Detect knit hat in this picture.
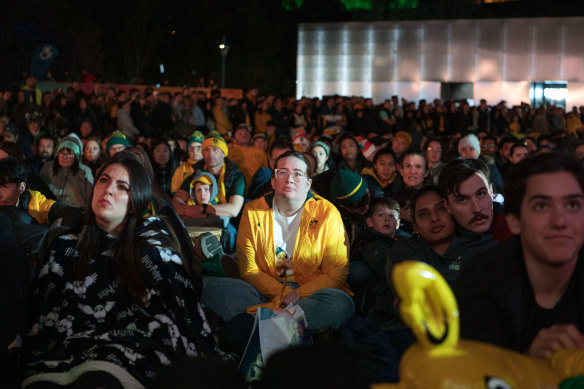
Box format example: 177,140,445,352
252,133,266,141
106,130,130,154
56,135,81,159
292,129,310,152
394,131,412,150
458,134,481,156
202,131,228,157
189,171,218,204
311,141,330,156
356,136,377,161
330,169,368,205
187,131,204,146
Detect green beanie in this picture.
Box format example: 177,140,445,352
188,131,204,146
106,130,130,154
330,169,368,205
311,141,330,156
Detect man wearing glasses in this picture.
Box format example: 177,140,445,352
202,151,354,331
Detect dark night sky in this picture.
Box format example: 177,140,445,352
1,0,583,95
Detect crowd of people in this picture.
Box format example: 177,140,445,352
1,73,584,387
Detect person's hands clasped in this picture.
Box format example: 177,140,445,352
527,324,584,360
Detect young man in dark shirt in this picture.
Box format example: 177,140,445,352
454,153,584,359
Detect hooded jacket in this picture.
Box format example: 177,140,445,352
39,135,93,209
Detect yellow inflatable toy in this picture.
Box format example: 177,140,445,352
373,261,584,389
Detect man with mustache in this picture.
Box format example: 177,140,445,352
438,158,496,235
455,153,584,359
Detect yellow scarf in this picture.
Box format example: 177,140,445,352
206,164,227,204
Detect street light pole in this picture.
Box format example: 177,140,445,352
219,36,230,89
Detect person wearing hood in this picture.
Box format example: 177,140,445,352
39,133,94,209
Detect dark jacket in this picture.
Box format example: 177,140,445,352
454,236,584,353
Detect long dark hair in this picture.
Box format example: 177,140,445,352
75,156,156,304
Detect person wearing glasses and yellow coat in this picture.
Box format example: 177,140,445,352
202,151,354,330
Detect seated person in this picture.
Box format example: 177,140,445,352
39,134,94,210
22,157,213,388
105,130,130,157
190,173,217,207
349,197,400,290
0,157,79,227
202,151,354,331
454,153,584,359
170,131,204,195
172,132,245,251
360,148,402,200
172,132,244,220
397,152,429,193
0,157,55,225
388,187,459,286
349,198,401,319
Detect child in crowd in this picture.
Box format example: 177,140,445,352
188,172,218,208
357,197,400,277
349,197,402,321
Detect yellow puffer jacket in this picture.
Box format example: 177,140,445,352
237,191,352,308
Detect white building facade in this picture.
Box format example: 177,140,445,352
296,17,584,107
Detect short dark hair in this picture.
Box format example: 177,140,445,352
481,135,497,144
537,134,554,147
367,197,400,218
438,158,491,198
422,137,444,152
35,134,55,147
509,143,528,157
504,153,584,218
372,148,396,165
497,136,516,154
0,157,27,186
268,138,293,158
274,150,312,178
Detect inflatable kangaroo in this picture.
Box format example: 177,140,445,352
374,261,584,389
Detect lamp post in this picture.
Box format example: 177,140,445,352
219,36,230,89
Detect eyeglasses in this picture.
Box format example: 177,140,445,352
273,168,308,182
427,147,442,152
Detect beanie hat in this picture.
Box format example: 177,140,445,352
187,131,204,146
458,134,481,156
106,130,130,154
292,129,310,151
311,141,330,156
189,171,218,204
394,131,412,150
56,134,82,159
202,131,228,157
252,133,266,141
330,169,368,205
356,136,377,161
